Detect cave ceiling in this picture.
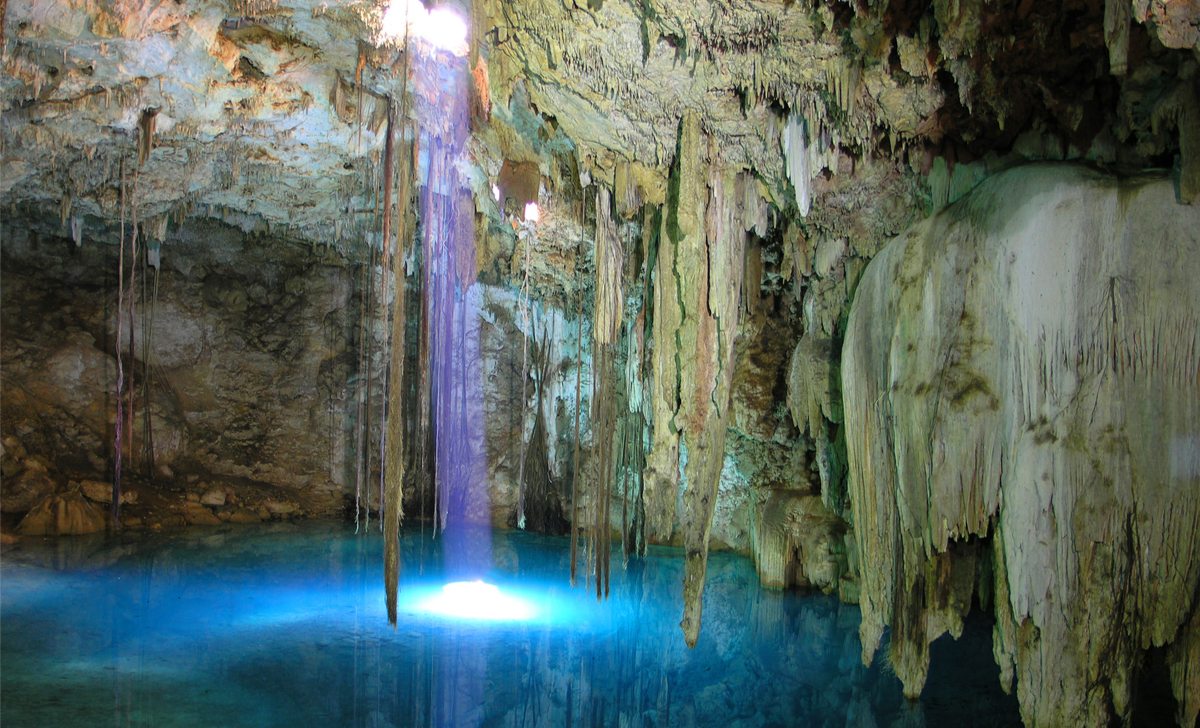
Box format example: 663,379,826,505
1,0,1198,258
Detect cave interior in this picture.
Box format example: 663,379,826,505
1,0,1199,726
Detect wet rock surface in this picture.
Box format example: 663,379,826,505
843,165,1200,728
1,222,351,520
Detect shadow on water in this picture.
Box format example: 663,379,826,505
1,522,1022,728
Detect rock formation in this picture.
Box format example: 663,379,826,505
843,164,1200,728
2,0,1200,722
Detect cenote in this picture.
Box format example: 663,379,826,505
1,523,1020,728
3,0,1199,725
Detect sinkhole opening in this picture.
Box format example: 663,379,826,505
381,0,468,56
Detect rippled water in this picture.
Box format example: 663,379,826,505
0,522,1021,727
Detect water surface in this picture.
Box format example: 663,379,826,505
1,522,1021,727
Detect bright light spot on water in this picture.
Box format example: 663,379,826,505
417,580,537,621
524,202,539,222
381,0,469,56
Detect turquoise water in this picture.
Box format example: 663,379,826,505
1,523,1021,727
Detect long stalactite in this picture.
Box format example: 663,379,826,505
641,114,749,647
591,185,623,599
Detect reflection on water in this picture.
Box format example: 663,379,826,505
0,523,1021,728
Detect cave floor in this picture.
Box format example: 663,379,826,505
0,523,1022,727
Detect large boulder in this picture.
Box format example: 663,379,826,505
843,164,1200,728
17,492,108,536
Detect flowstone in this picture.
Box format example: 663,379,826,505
843,164,1200,728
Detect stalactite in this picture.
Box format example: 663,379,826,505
1104,0,1130,76
678,167,746,648
516,217,533,529
364,227,378,529
592,344,616,599
521,324,556,533
137,108,157,168
592,185,623,599
140,227,156,476
843,166,1200,727
782,112,810,217
416,176,433,532
60,190,72,230
642,211,681,543
125,166,139,522
825,58,861,115
376,122,392,533
112,161,126,529
647,114,748,645
355,247,369,531
382,93,409,625
570,262,584,587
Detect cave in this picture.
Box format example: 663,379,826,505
1,0,1198,726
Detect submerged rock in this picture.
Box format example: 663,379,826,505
843,164,1200,728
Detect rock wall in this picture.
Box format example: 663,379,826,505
0,208,819,569
843,164,1200,727
1,219,356,525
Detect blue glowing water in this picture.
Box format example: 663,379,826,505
1,523,1021,727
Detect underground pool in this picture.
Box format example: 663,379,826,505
0,522,1022,727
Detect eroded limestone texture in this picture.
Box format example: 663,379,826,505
843,164,1200,727
0,220,356,520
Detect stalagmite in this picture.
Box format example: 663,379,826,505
842,165,1200,728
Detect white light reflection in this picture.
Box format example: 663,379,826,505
381,0,469,56
523,202,540,223
417,580,537,621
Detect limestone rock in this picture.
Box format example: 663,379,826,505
1135,0,1200,50
787,334,839,437
78,480,135,504
843,164,1200,727
199,487,226,507
17,492,107,536
787,333,848,515
227,507,262,524
751,489,846,593
730,310,791,443
79,480,109,502
183,502,222,526
1,458,60,512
